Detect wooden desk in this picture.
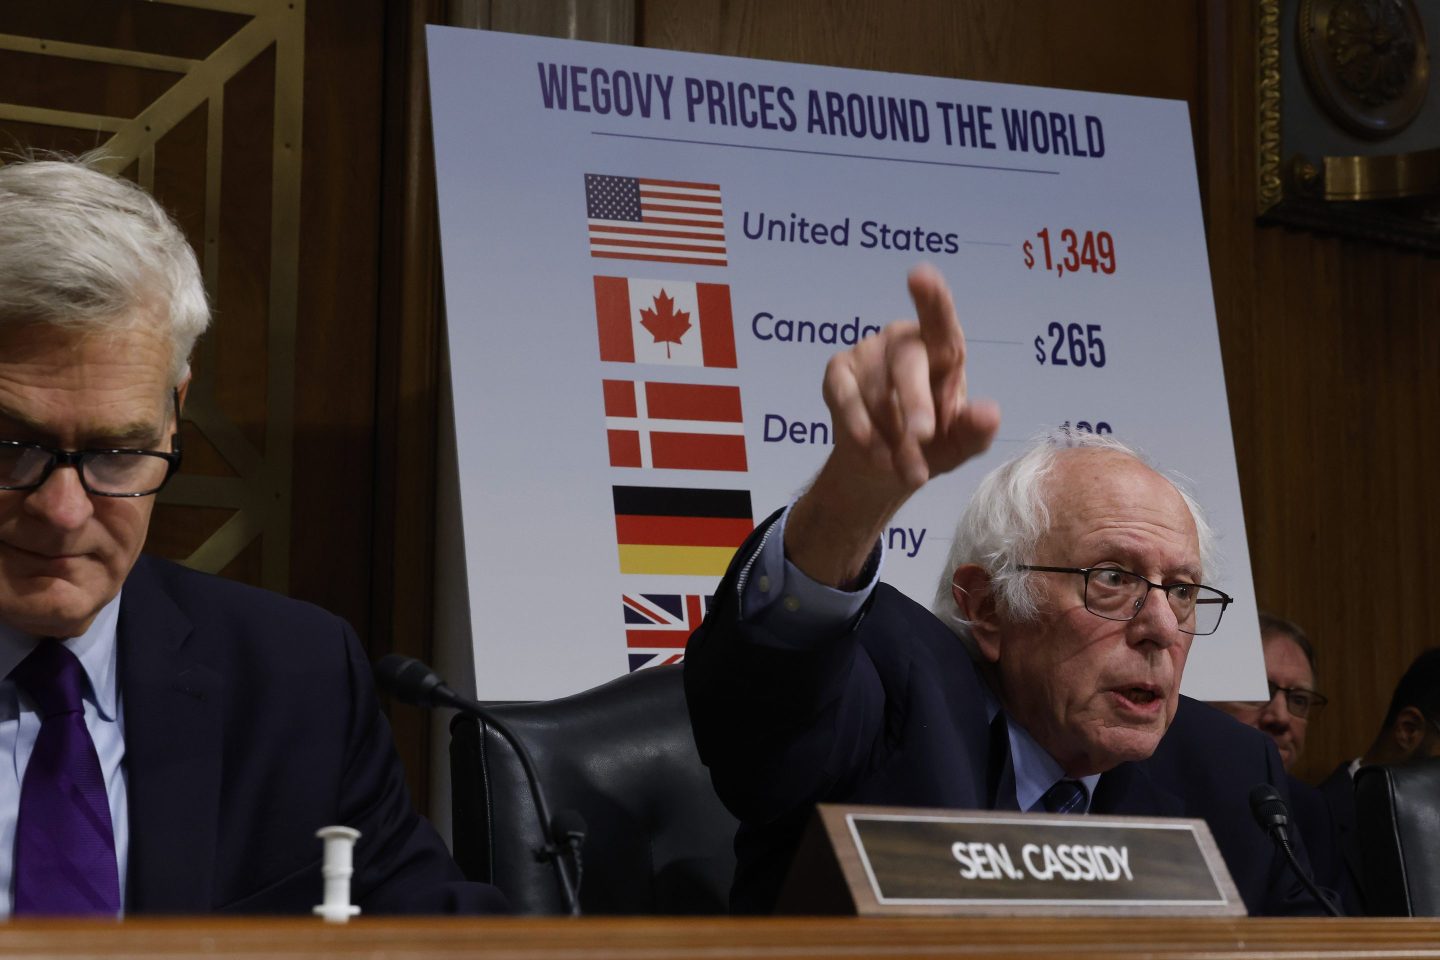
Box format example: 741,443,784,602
2,916,1439,959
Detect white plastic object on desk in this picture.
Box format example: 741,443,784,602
313,825,362,922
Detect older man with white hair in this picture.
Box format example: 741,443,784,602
0,157,503,915
685,266,1331,916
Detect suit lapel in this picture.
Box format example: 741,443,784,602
118,557,225,913
1091,760,1184,818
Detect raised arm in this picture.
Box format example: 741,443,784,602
784,264,1000,586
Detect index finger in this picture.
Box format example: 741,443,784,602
906,263,966,397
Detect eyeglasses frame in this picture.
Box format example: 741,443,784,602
1263,681,1329,720
0,388,183,498
1016,563,1234,636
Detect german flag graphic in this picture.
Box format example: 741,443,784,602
612,485,753,575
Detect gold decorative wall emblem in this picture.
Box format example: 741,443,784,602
1298,0,1429,138
0,0,305,590
1257,0,1439,251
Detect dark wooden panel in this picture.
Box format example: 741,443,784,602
642,0,1199,102
1201,1,1440,786
0,50,179,118
0,0,249,60
218,43,276,455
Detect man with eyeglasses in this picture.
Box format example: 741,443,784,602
1214,614,1326,772
686,266,1333,916
0,158,504,916
1210,615,1348,910
1318,647,1440,915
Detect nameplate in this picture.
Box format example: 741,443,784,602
778,804,1245,916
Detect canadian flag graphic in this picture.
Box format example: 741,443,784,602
593,276,737,368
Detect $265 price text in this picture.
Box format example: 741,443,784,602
1035,322,1106,368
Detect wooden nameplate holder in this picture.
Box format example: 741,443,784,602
776,804,1246,917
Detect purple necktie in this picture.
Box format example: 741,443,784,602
10,639,121,915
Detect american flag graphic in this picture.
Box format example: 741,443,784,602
623,592,712,672
585,174,728,266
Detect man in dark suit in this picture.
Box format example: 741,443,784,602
1318,647,1440,915
686,266,1332,916
0,158,503,915
1209,614,1351,911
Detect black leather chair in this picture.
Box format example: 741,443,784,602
449,664,738,914
1355,758,1440,916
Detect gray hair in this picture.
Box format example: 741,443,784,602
0,156,209,385
931,431,1217,652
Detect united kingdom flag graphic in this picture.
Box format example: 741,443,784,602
622,592,712,671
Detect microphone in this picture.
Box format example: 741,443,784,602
375,654,583,916
1248,783,1341,917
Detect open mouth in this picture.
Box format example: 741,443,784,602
1116,686,1160,706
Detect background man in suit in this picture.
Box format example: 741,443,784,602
1211,614,1349,910
1214,613,1326,771
1318,646,1440,915
0,158,502,916
686,265,1331,916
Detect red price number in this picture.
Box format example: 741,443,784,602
1023,228,1117,277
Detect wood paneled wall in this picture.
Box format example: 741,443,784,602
640,0,1440,787
1202,2,1440,785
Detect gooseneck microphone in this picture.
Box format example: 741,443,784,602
1248,783,1342,917
375,655,584,916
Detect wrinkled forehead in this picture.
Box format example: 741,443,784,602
0,322,176,434
1041,449,1201,573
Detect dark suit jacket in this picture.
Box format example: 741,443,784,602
1319,761,1364,914
116,555,505,914
685,517,1331,916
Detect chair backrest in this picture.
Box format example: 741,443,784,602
449,664,738,915
1355,758,1440,916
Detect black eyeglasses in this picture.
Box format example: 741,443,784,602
1263,682,1328,720
1017,565,1233,636
0,389,183,498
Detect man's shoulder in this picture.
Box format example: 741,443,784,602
129,553,343,626
1147,696,1280,778
1318,761,1354,793
861,582,978,670
1316,761,1356,818
123,554,355,667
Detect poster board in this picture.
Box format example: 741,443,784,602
428,26,1265,703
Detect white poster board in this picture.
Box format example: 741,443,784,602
428,27,1266,703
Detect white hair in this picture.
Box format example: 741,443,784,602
931,430,1217,653
0,156,210,385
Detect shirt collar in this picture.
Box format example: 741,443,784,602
981,680,1101,812
0,592,123,721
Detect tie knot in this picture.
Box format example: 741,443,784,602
1041,778,1088,814
9,639,88,718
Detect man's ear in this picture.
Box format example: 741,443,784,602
175,373,191,415
952,564,1002,664
1392,705,1430,758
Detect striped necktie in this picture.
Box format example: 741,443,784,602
1041,778,1089,815
10,638,121,915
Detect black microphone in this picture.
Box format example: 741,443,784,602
1248,783,1341,917
375,654,583,916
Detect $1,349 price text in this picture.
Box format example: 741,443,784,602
1023,228,1116,277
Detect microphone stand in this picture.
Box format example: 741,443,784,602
375,655,583,916
1249,783,1342,918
